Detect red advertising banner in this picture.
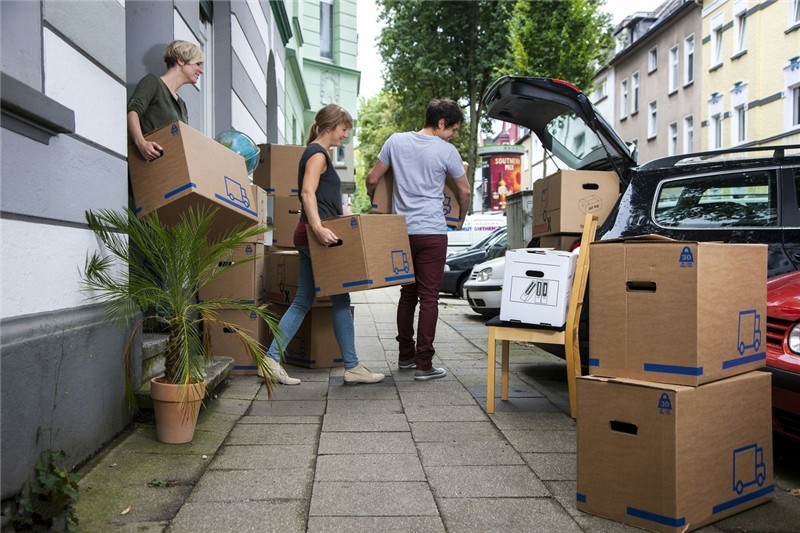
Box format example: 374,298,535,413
488,153,521,211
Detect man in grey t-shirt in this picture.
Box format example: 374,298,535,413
366,99,471,381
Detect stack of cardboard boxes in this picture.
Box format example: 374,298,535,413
128,121,271,375
577,239,773,532
253,144,345,369
531,169,618,250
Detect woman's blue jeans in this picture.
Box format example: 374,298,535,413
267,246,359,369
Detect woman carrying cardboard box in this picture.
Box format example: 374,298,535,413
263,104,385,386
127,40,205,161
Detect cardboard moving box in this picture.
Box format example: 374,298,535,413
128,121,259,236
532,169,618,236
269,194,301,248
308,214,414,297
266,303,345,368
207,307,269,375
198,242,264,303
500,248,577,326
263,249,329,305
371,165,466,228
252,144,305,196
577,372,773,532
589,239,767,386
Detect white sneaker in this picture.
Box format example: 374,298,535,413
343,364,385,384
264,357,300,385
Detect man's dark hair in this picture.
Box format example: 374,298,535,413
424,99,464,129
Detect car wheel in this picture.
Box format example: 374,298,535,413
456,275,469,298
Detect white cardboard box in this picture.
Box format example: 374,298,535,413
499,248,577,326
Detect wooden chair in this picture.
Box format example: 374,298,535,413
485,213,598,418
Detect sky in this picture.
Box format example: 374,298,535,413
356,0,666,100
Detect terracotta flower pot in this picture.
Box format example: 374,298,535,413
149,378,206,444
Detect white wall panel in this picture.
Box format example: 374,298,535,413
231,14,267,103
232,92,266,144
246,0,270,49
0,219,123,320
43,29,126,156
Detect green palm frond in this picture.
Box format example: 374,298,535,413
82,206,282,409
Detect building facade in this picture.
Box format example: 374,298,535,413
0,0,360,506
701,0,800,150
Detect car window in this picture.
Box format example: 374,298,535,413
486,234,509,260
544,111,607,169
653,169,778,228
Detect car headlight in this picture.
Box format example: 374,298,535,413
788,323,800,354
475,267,493,282
443,264,450,272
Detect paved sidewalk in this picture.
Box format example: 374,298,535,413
75,286,800,532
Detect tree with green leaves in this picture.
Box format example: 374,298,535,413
352,92,400,214
504,0,614,91
377,0,513,193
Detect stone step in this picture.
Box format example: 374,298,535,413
134,356,236,410
141,333,167,384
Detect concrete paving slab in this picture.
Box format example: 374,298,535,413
187,468,313,502
489,411,576,430
417,441,524,466
464,381,545,399
475,396,564,414
572,513,647,532
326,385,399,400
170,500,307,533
76,484,191,530
209,444,316,470
247,399,327,416
521,452,577,481
115,425,226,456
79,450,209,486
409,421,506,443
404,404,489,422
398,389,477,406
307,516,445,532
437,497,583,533
321,413,410,432
237,415,322,425
427,465,549,497
309,481,438,516
226,423,320,446
502,429,577,453
325,399,404,414
318,431,416,454
315,453,425,482
256,380,330,401
543,480,582,518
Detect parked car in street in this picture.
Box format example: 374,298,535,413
765,271,800,444
481,76,800,363
462,256,505,317
440,226,507,297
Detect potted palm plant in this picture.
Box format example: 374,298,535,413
82,206,283,444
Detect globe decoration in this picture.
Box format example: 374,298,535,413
215,130,260,175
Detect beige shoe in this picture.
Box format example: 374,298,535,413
343,364,385,384
264,357,300,385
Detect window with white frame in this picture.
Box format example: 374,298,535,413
620,79,629,119
731,81,748,145
684,34,695,85
711,14,724,67
783,57,800,130
631,72,639,114
733,0,748,55
684,115,694,153
648,101,658,139
648,47,658,72
669,46,679,93
594,77,608,101
734,105,747,143
320,0,334,60
668,122,678,156
712,114,723,149
792,0,800,27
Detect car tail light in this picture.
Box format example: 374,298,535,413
551,79,581,93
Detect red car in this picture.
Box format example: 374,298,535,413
766,271,800,444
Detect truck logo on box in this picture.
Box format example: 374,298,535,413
732,443,766,495
679,246,694,268
657,392,673,415
737,310,762,356
391,250,410,275
224,176,251,208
